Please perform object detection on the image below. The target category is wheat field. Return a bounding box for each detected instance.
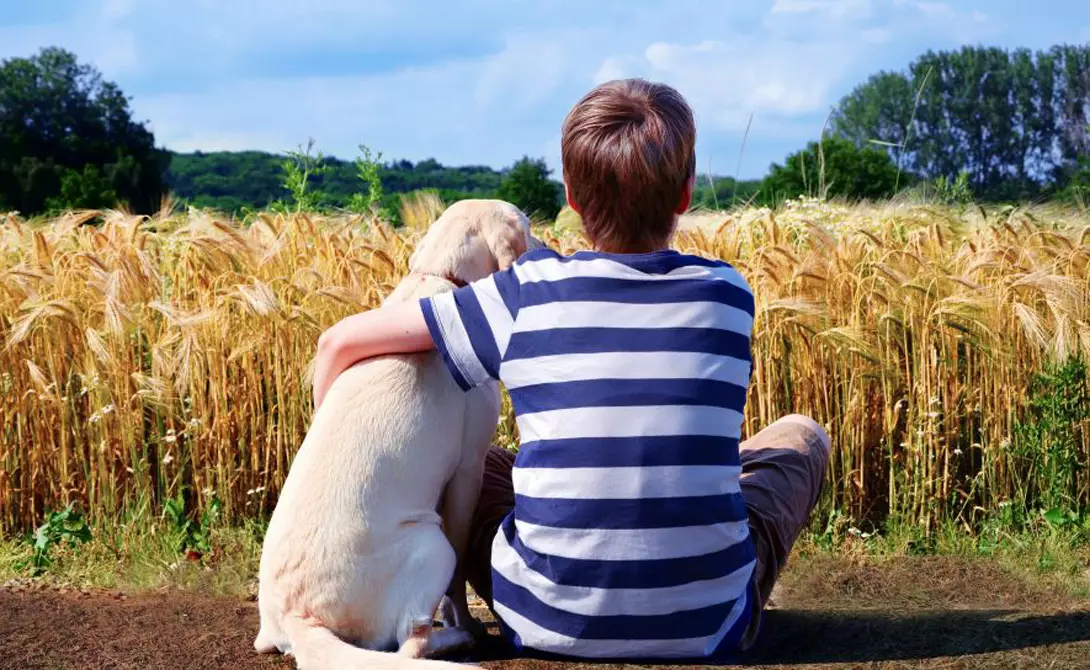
[1,198,1088,534]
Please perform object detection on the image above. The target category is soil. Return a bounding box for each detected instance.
[2,555,1088,670]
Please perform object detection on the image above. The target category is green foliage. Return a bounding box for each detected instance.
[163,489,223,558]
[0,47,167,215]
[347,144,389,218]
[1059,155,1090,207]
[762,135,904,203]
[689,176,764,210]
[271,139,328,213]
[933,170,974,206]
[1010,357,1089,522]
[495,156,563,221]
[45,164,118,211]
[832,45,1090,201]
[21,505,92,576]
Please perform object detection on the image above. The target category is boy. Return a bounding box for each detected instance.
[312,78,830,661]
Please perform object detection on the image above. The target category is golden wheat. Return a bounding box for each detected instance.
[1,200,1088,533]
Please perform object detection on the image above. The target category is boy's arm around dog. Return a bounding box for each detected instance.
[312,301,435,410]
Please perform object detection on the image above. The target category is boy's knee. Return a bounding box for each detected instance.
[775,414,830,451]
[773,414,831,482]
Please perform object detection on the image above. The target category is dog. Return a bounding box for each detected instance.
[255,200,537,669]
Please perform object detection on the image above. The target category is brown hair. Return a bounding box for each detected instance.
[561,78,696,253]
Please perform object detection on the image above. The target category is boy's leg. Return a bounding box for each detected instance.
[464,446,516,610]
[738,414,830,647]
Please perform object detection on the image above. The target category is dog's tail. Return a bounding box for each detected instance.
[282,615,476,670]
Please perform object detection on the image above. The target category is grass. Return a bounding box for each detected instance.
[2,516,1086,605]
[1,197,1089,543]
[0,517,265,596]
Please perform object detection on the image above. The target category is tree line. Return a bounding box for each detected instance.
[168,150,512,215]
[834,44,1090,201]
[1,45,1088,221]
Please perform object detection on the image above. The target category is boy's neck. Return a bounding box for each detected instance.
[592,235,674,255]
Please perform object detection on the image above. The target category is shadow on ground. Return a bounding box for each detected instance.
[745,608,1090,665]
[465,608,1090,668]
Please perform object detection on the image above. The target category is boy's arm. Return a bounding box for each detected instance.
[312,301,433,410]
[313,262,525,410]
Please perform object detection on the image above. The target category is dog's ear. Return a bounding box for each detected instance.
[484,212,531,271]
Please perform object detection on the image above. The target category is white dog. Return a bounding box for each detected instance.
[255,200,535,669]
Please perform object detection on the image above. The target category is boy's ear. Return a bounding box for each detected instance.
[565,182,582,215]
[674,175,695,215]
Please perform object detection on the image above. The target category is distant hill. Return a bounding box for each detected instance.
[166,150,764,218]
[166,151,509,215]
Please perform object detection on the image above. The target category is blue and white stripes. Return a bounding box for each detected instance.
[419,248,757,660]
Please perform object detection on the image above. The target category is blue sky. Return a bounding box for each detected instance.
[1,1,1087,179]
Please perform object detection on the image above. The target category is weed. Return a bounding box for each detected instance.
[933,170,974,206]
[272,138,329,212]
[1010,357,1089,524]
[20,505,92,576]
[347,144,389,220]
[163,489,223,559]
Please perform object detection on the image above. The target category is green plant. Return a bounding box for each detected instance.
[347,144,389,219]
[812,508,849,551]
[24,505,92,576]
[163,489,223,558]
[933,170,973,205]
[1061,153,1090,210]
[1010,357,1089,526]
[272,138,328,212]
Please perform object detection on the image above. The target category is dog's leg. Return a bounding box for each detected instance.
[390,526,475,659]
[438,460,487,638]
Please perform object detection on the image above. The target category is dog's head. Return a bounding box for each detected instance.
[409,199,538,285]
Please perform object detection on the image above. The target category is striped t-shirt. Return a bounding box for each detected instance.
[419,248,757,660]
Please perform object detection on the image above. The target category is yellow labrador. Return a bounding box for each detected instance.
[255,200,535,669]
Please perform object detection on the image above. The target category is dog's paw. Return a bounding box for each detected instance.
[425,627,477,658]
[458,613,488,640]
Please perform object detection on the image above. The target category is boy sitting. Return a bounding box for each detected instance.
[312,78,830,661]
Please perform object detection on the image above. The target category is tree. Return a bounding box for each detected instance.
[496,157,562,220]
[761,136,904,203]
[689,176,763,210]
[0,47,168,215]
[831,44,1090,201]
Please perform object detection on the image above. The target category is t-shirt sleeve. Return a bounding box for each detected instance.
[418,266,521,391]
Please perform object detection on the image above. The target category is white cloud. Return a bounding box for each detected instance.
[595,37,858,134]
[770,0,871,18]
[913,2,956,19]
[99,0,136,23]
[862,27,894,43]
[132,27,618,169]
[0,1,138,76]
[594,57,630,84]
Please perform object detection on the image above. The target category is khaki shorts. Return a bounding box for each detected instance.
[464,414,831,652]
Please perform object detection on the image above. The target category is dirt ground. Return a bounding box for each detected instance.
[2,555,1088,670]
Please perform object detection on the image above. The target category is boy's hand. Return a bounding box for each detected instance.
[312,301,435,410]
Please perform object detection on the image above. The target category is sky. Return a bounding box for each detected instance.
[1,1,1087,179]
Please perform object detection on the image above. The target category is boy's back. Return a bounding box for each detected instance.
[420,245,759,658]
